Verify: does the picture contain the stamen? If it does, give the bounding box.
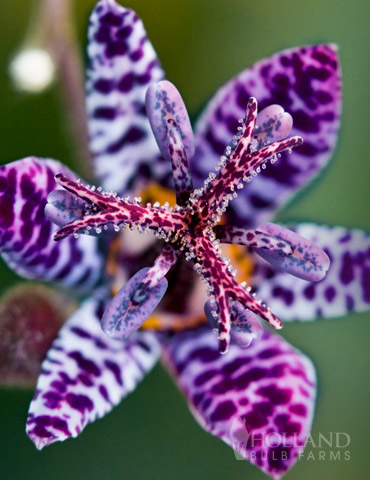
[167,119,193,205]
[214,225,294,255]
[52,174,188,242]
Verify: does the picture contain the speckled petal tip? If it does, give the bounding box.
[102,245,179,339]
[101,267,168,340]
[255,222,330,282]
[205,300,263,348]
[254,104,293,148]
[146,80,195,162]
[45,189,85,227]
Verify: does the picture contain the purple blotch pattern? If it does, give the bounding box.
[253,224,370,320]
[27,295,161,449]
[1,2,364,477]
[193,45,341,228]
[162,326,316,480]
[0,157,102,290]
[86,0,166,195]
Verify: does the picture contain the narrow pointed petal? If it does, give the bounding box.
[0,157,103,290]
[253,224,370,320]
[255,222,330,281]
[193,45,341,227]
[87,0,165,194]
[162,326,316,479]
[214,225,293,256]
[26,295,161,450]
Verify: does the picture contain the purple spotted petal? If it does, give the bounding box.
[253,224,370,321]
[86,0,165,194]
[26,294,161,450]
[193,45,341,227]
[0,157,103,290]
[194,97,303,225]
[145,81,195,162]
[162,326,316,479]
[255,222,330,281]
[101,267,168,340]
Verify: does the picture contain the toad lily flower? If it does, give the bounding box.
[0,1,369,479]
[50,89,321,355]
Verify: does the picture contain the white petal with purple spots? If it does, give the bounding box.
[253,224,370,320]
[192,45,341,227]
[86,0,166,194]
[0,157,103,290]
[26,294,161,449]
[162,326,316,479]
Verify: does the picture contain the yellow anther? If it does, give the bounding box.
[224,244,254,283]
[141,313,207,332]
[138,181,176,208]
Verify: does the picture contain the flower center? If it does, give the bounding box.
[106,182,212,332]
[47,92,329,355]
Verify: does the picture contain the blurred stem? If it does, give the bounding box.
[40,0,92,179]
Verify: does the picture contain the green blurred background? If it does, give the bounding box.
[0,0,369,479]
